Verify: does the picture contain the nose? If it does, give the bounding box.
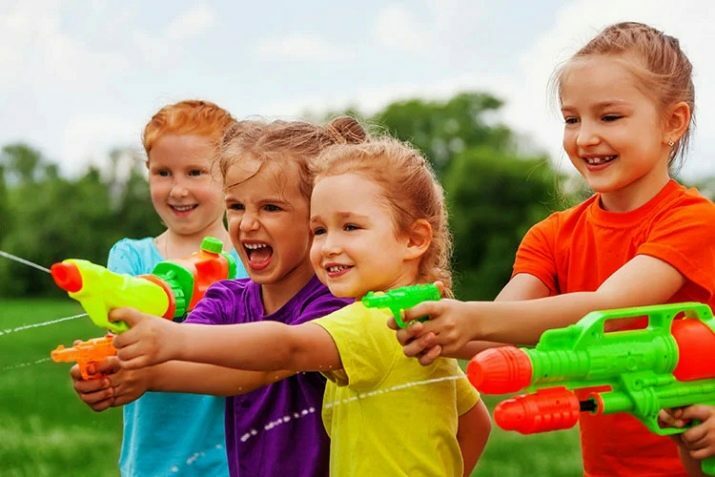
[239,210,259,232]
[169,177,189,198]
[320,232,341,257]
[575,121,600,148]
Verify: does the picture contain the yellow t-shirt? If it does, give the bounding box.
[313,302,480,477]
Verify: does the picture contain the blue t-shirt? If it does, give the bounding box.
[108,237,245,477]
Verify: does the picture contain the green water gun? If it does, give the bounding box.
[51,236,238,333]
[467,302,715,476]
[362,283,441,328]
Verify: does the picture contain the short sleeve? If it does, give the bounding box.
[185,281,237,325]
[107,239,143,275]
[313,303,398,391]
[513,215,559,293]
[453,364,480,415]
[638,202,715,300]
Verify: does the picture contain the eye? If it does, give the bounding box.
[226,202,244,211]
[563,116,579,125]
[602,114,622,122]
[263,204,282,212]
[344,223,360,232]
[188,168,205,177]
[312,226,326,236]
[153,168,171,177]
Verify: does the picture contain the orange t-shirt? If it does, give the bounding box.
[514,180,715,477]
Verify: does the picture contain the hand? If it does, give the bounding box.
[71,357,120,412]
[111,307,183,369]
[677,405,715,461]
[390,299,479,366]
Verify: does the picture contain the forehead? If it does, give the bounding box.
[148,134,214,165]
[311,173,388,216]
[560,56,652,107]
[225,159,304,199]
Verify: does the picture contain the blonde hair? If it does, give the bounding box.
[313,137,453,292]
[556,22,695,165]
[219,117,367,200]
[142,100,235,159]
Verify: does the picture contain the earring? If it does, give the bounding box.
[667,139,675,147]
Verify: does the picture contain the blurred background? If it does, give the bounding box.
[1,1,713,475]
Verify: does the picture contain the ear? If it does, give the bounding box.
[403,219,432,261]
[662,101,691,145]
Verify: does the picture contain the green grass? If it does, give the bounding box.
[0,298,122,476]
[0,298,582,476]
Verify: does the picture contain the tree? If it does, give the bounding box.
[443,147,564,300]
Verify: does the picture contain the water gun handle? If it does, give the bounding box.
[702,456,715,476]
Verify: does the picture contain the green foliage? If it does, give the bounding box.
[0,144,158,297]
[373,92,513,175]
[444,148,562,299]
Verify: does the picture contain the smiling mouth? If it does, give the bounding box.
[325,264,352,276]
[170,204,198,213]
[583,155,617,166]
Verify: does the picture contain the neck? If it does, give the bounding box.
[260,260,315,315]
[599,165,671,213]
[159,220,231,259]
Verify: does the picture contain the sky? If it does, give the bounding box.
[1,0,714,179]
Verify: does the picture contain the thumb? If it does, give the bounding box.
[109,307,144,328]
[403,301,439,323]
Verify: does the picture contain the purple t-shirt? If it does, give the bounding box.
[185,275,350,477]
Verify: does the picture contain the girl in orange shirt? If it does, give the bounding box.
[395,22,715,477]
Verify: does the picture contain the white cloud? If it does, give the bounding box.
[255,34,346,62]
[60,114,140,176]
[373,3,428,53]
[165,4,215,41]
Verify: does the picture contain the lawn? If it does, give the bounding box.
[0,298,582,476]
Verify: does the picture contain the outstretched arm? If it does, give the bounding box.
[112,307,341,373]
[398,255,684,363]
[71,358,295,411]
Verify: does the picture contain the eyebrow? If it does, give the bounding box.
[561,100,631,112]
[309,211,370,223]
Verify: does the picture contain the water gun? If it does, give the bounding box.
[362,283,441,328]
[51,335,115,380]
[467,302,715,476]
[50,236,238,378]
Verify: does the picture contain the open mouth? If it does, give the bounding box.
[583,155,617,166]
[325,264,352,277]
[244,242,273,270]
[169,204,198,213]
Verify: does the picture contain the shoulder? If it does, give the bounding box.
[291,277,353,324]
[107,237,158,275]
[186,278,253,325]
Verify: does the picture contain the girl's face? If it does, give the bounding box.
[224,159,313,287]
[310,172,416,298]
[148,134,225,237]
[560,55,672,211]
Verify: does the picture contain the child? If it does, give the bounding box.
[78,118,364,477]
[110,137,491,476]
[394,22,715,477]
[71,99,249,476]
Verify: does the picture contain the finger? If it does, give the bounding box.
[395,323,423,346]
[73,377,111,394]
[434,280,446,297]
[78,386,114,405]
[94,356,121,375]
[679,405,714,422]
[119,355,147,371]
[402,337,429,358]
[682,424,708,446]
[418,345,442,366]
[690,445,715,460]
[109,307,144,327]
[402,302,440,323]
[658,409,686,428]
[70,364,83,380]
[386,317,398,331]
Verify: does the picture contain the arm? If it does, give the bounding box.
[457,400,491,477]
[112,307,342,373]
[72,358,295,411]
[400,255,684,362]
